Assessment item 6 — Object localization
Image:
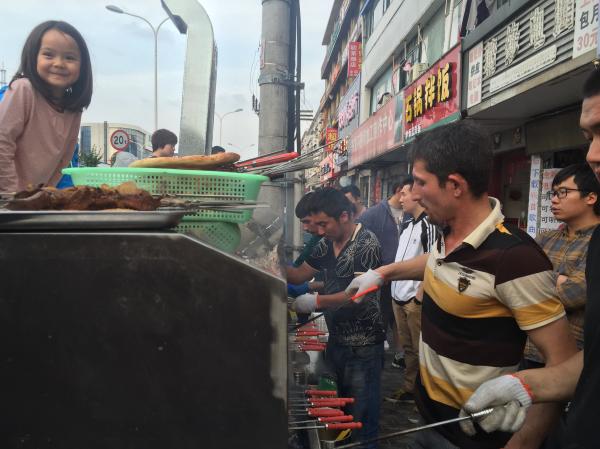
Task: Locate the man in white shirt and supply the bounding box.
[386,176,436,403]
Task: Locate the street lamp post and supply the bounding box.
[106,5,168,132]
[215,109,243,146]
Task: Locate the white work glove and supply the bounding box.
[344,269,384,298]
[292,293,319,314]
[459,374,533,436]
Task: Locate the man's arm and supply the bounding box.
[555,270,587,310]
[460,351,583,437]
[377,253,429,282]
[317,291,352,308]
[505,317,578,448]
[345,254,429,296]
[517,351,583,403]
[286,262,318,285]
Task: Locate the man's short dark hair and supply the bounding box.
[340,185,361,199]
[401,176,414,189]
[390,182,402,194]
[151,129,178,151]
[295,191,315,219]
[552,163,600,215]
[211,146,226,154]
[410,121,492,198]
[583,69,600,99]
[309,187,354,220]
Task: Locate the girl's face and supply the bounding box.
[36,29,81,99]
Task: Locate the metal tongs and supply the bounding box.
[331,408,495,449]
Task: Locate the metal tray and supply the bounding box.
[0,209,187,231]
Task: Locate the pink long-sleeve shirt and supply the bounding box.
[0,78,81,193]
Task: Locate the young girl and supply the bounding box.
[0,20,93,193]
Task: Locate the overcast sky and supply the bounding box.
[1,0,332,160]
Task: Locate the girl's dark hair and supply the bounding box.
[10,20,93,112]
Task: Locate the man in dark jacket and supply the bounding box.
[357,182,407,364]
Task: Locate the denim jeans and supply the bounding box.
[406,428,460,449]
[326,342,384,449]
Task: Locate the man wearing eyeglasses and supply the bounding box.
[523,163,600,374]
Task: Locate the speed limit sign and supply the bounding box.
[110,129,130,151]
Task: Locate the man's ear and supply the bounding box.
[446,173,468,197]
[339,211,350,223]
[586,191,598,207]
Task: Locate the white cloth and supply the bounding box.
[112,151,137,167]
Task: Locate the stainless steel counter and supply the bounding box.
[0,231,286,449]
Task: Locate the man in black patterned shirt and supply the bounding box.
[287,187,384,448]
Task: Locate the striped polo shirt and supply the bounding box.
[415,198,565,449]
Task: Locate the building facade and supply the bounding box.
[311,0,596,236]
[79,122,152,164]
[461,0,596,235]
[340,0,462,205]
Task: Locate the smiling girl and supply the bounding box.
[0,21,93,193]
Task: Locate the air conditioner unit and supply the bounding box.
[412,63,428,81]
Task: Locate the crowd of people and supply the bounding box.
[288,69,600,449]
[2,17,600,449]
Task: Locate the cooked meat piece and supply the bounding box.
[6,183,160,211]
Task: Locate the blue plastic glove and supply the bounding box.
[287,282,310,298]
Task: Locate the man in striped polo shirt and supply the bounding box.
[347,121,577,449]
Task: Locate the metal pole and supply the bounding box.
[215,109,242,146]
[219,115,223,146]
[105,6,167,132]
[258,0,291,155]
[154,18,169,131]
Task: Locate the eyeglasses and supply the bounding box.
[546,187,589,200]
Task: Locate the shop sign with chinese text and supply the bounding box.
[403,45,461,141]
[467,43,483,108]
[336,75,361,167]
[320,153,335,182]
[338,75,361,136]
[469,0,578,107]
[348,93,403,169]
[539,168,561,232]
[348,42,362,78]
[573,0,599,58]
[326,127,338,153]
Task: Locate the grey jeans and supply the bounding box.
[405,428,460,449]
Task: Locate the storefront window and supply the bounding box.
[80,126,91,155]
[364,0,391,42]
[370,65,393,115]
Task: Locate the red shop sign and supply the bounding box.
[403,44,461,141]
[320,153,335,182]
[348,95,396,169]
[348,41,362,78]
[326,127,338,153]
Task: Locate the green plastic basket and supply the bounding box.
[63,167,268,224]
[175,222,241,254]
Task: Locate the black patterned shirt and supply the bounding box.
[305,224,384,346]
